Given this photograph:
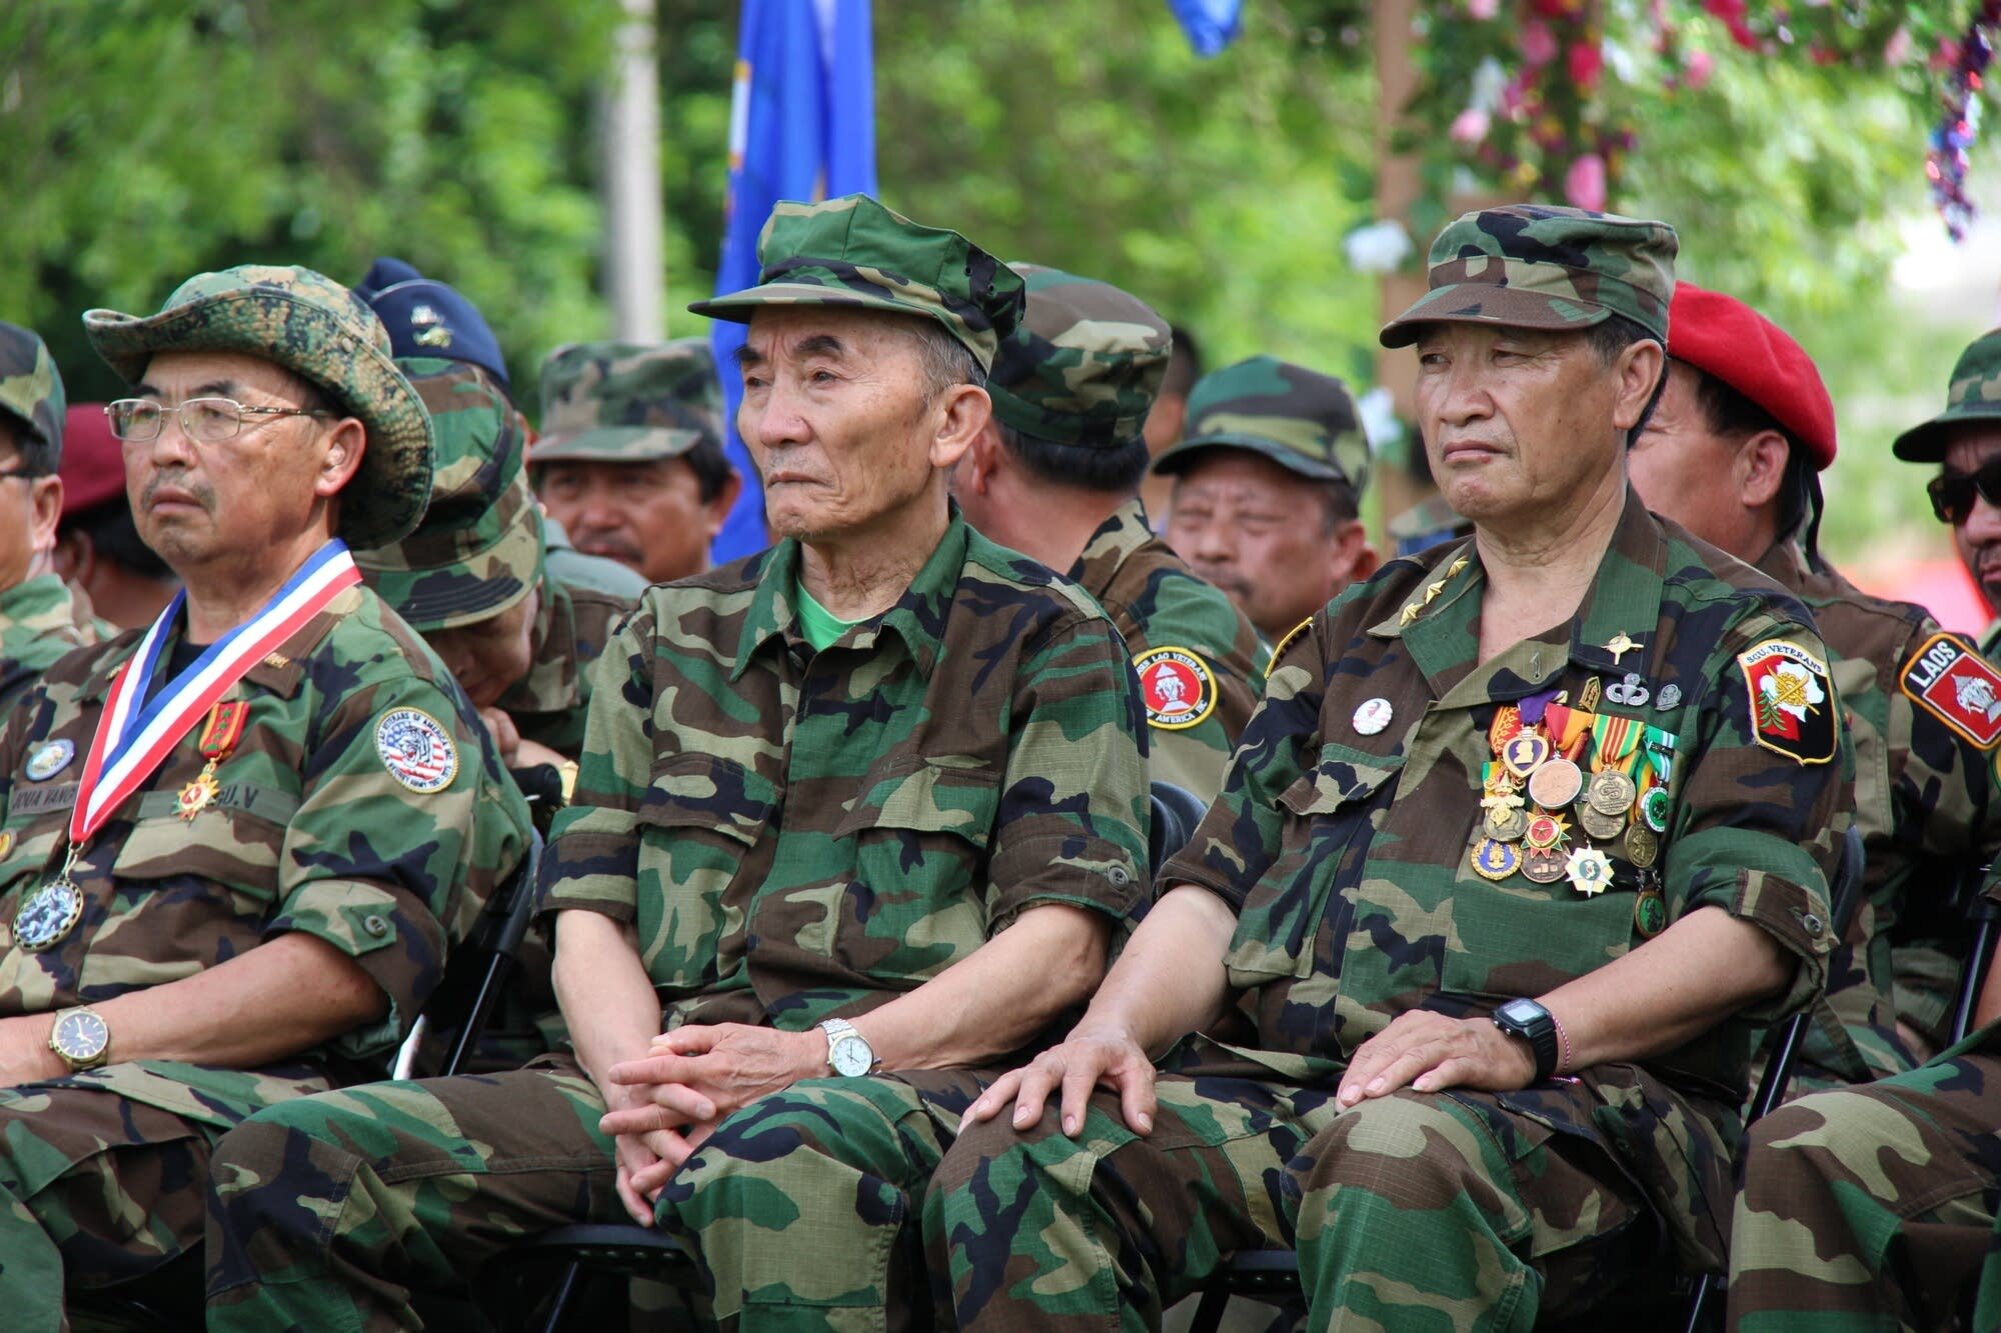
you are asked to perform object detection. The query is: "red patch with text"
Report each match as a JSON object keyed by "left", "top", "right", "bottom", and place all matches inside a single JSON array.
[{"left": 1901, "top": 631, "right": 2001, "bottom": 749}]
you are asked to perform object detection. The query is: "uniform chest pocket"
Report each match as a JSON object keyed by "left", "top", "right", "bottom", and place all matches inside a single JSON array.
[
  {"left": 773, "top": 757, "right": 1000, "bottom": 979},
  {"left": 112, "top": 805, "right": 286, "bottom": 905},
  {"left": 1225, "top": 751, "right": 1402, "bottom": 983},
  {"left": 632, "top": 756, "right": 778, "bottom": 993},
  {"left": 1435, "top": 859, "right": 1638, "bottom": 1000}
]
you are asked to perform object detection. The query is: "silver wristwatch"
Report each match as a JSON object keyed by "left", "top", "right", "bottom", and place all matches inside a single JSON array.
[{"left": 818, "top": 1017, "right": 877, "bottom": 1077}]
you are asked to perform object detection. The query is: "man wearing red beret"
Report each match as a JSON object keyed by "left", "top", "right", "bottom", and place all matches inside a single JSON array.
[
  {"left": 50, "top": 403, "right": 178, "bottom": 632},
  {"left": 1630, "top": 282, "right": 2001, "bottom": 1093}
]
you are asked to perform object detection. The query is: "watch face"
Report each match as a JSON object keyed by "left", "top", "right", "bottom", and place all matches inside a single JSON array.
[
  {"left": 829, "top": 1034, "right": 873, "bottom": 1078},
  {"left": 54, "top": 1010, "right": 108, "bottom": 1062},
  {"left": 1497, "top": 999, "right": 1542, "bottom": 1027}
]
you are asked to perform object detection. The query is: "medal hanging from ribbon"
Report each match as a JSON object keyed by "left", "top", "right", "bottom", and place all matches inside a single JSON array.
[
  {"left": 13, "top": 541, "right": 359, "bottom": 954},
  {"left": 176, "top": 701, "right": 249, "bottom": 821}
]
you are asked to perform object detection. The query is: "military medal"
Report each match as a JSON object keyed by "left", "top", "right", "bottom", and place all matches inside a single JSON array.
[
  {"left": 1587, "top": 770, "right": 1638, "bottom": 816},
  {"left": 56, "top": 542, "right": 360, "bottom": 934},
  {"left": 1501, "top": 733, "right": 1550, "bottom": 779},
  {"left": 1471, "top": 838, "right": 1520, "bottom": 880},
  {"left": 1565, "top": 846, "right": 1614, "bottom": 895},
  {"left": 1524, "top": 812, "right": 1566, "bottom": 850},
  {"left": 175, "top": 701, "right": 248, "bottom": 821},
  {"left": 1633, "top": 870, "right": 1668, "bottom": 938},
  {"left": 1521, "top": 845, "right": 1569, "bottom": 883},
  {"left": 1483, "top": 803, "right": 1528, "bottom": 842},
  {"left": 1641, "top": 785, "right": 1671, "bottom": 833},
  {"left": 1624, "top": 824, "right": 1660, "bottom": 868},
  {"left": 1579, "top": 803, "right": 1626, "bottom": 840},
  {"left": 1527, "top": 756, "right": 1582, "bottom": 810},
  {"left": 15, "top": 843, "right": 85, "bottom": 952}
]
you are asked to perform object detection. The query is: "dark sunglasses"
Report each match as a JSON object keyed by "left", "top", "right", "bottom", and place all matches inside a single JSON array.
[{"left": 1928, "top": 461, "right": 2001, "bottom": 524}]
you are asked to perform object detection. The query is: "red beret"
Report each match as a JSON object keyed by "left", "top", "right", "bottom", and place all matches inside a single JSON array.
[
  {"left": 58, "top": 404, "right": 127, "bottom": 518},
  {"left": 1667, "top": 282, "right": 1836, "bottom": 469}
]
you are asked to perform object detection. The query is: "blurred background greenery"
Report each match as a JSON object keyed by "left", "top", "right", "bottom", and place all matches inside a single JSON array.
[{"left": 3, "top": 0, "right": 1995, "bottom": 610}]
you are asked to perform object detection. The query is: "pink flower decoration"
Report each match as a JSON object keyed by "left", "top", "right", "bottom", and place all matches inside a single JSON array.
[
  {"left": 1450, "top": 108, "right": 1493, "bottom": 143},
  {"left": 1883, "top": 27, "right": 1912, "bottom": 66},
  {"left": 1567, "top": 41, "right": 1605, "bottom": 90},
  {"left": 1468, "top": 0, "right": 1500, "bottom": 19},
  {"left": 1685, "top": 48, "right": 1715, "bottom": 89},
  {"left": 1520, "top": 20, "right": 1559, "bottom": 67},
  {"left": 1564, "top": 153, "right": 1608, "bottom": 211}
]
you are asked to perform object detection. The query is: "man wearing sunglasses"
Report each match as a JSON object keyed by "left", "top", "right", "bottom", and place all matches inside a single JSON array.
[
  {"left": 1900, "top": 329, "right": 2001, "bottom": 656},
  {"left": 0, "top": 322, "right": 105, "bottom": 712},
  {"left": 1630, "top": 285, "right": 2001, "bottom": 1097},
  {"left": 0, "top": 266, "right": 530, "bottom": 1326}
]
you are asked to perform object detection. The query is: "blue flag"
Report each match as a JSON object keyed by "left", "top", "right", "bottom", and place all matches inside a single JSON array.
[
  {"left": 1167, "top": 0, "right": 1243, "bottom": 57},
  {"left": 709, "top": 0, "right": 877, "bottom": 563}
]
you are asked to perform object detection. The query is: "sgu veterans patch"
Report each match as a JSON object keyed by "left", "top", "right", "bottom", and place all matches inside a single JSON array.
[
  {"left": 1737, "top": 639, "right": 1836, "bottom": 764},
  {"left": 374, "top": 708, "right": 460, "bottom": 793},
  {"left": 1133, "top": 646, "right": 1217, "bottom": 731},
  {"left": 1900, "top": 631, "right": 2001, "bottom": 749}
]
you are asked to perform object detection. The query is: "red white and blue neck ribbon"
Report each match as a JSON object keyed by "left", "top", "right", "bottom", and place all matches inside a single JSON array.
[{"left": 69, "top": 539, "right": 360, "bottom": 845}]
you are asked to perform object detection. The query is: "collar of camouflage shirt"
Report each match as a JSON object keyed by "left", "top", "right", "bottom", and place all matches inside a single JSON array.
[
  {"left": 1369, "top": 487, "right": 1671, "bottom": 700},
  {"left": 1066, "top": 496, "right": 1151, "bottom": 587},
  {"left": 732, "top": 509, "right": 972, "bottom": 681}
]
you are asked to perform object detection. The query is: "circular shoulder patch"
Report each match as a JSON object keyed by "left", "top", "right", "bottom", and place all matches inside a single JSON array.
[
  {"left": 374, "top": 708, "right": 460, "bottom": 793},
  {"left": 1133, "top": 646, "right": 1218, "bottom": 731}
]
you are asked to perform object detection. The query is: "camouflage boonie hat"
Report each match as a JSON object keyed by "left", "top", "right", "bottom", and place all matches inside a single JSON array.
[
  {"left": 0, "top": 322, "right": 65, "bottom": 462},
  {"left": 532, "top": 338, "right": 723, "bottom": 466},
  {"left": 355, "top": 358, "right": 541, "bottom": 632},
  {"left": 986, "top": 264, "right": 1170, "bottom": 450},
  {"left": 1380, "top": 204, "right": 1677, "bottom": 348},
  {"left": 83, "top": 265, "right": 433, "bottom": 549},
  {"left": 1152, "top": 356, "right": 1370, "bottom": 493},
  {"left": 688, "top": 194, "right": 1025, "bottom": 372},
  {"left": 1892, "top": 328, "right": 2001, "bottom": 463}
]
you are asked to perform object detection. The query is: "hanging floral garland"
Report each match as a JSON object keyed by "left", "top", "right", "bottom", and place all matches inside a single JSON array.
[{"left": 1403, "top": 1, "right": 1995, "bottom": 240}]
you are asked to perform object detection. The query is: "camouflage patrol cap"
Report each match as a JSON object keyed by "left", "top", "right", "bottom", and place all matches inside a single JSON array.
[
  {"left": 1151, "top": 356, "right": 1370, "bottom": 493},
  {"left": 986, "top": 264, "right": 1170, "bottom": 450},
  {"left": 1892, "top": 328, "right": 2001, "bottom": 463},
  {"left": 1380, "top": 204, "right": 1677, "bottom": 348},
  {"left": 0, "top": 322, "right": 65, "bottom": 461},
  {"left": 531, "top": 338, "right": 723, "bottom": 466},
  {"left": 688, "top": 194, "right": 1025, "bottom": 372},
  {"left": 83, "top": 265, "right": 433, "bottom": 549},
  {"left": 355, "top": 357, "right": 541, "bottom": 632}
]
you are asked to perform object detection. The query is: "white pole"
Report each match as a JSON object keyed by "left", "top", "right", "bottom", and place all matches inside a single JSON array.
[{"left": 603, "top": 0, "right": 664, "bottom": 340}]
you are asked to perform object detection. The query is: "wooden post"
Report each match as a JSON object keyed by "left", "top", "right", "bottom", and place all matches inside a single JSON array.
[{"left": 1372, "top": 0, "right": 1426, "bottom": 547}]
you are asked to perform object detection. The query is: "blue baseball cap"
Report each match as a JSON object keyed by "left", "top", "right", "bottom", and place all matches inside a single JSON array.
[{"left": 356, "top": 257, "right": 511, "bottom": 395}]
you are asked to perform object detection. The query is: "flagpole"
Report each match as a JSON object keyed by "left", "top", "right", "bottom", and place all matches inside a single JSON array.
[{"left": 604, "top": 0, "right": 664, "bottom": 340}]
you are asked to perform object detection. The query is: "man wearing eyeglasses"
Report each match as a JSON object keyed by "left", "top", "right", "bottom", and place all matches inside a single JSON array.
[
  {"left": 0, "top": 322, "right": 105, "bottom": 712},
  {"left": 0, "top": 266, "right": 530, "bottom": 1326},
  {"left": 1900, "top": 329, "right": 2001, "bottom": 656},
  {"left": 1629, "top": 285, "right": 2001, "bottom": 1090}
]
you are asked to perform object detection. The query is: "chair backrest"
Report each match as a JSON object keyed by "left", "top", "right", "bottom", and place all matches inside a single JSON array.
[
  {"left": 1743, "top": 822, "right": 1865, "bottom": 1124},
  {"left": 1950, "top": 863, "right": 1999, "bottom": 1045},
  {"left": 1148, "top": 780, "right": 1209, "bottom": 878},
  {"left": 391, "top": 830, "right": 544, "bottom": 1081}
]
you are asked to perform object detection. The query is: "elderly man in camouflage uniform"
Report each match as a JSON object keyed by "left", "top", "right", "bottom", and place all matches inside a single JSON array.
[
  {"left": 201, "top": 195, "right": 1150, "bottom": 1332},
  {"left": 1630, "top": 283, "right": 2001, "bottom": 1088},
  {"left": 952, "top": 264, "right": 1263, "bottom": 804},
  {"left": 1725, "top": 332, "right": 2001, "bottom": 1333},
  {"left": 1900, "top": 329, "right": 2001, "bottom": 658},
  {"left": 939, "top": 206, "right": 1845, "bottom": 1331},
  {"left": 0, "top": 266, "right": 529, "bottom": 1326},
  {"left": 1156, "top": 356, "right": 1379, "bottom": 645},
  {"left": 0, "top": 323, "right": 105, "bottom": 710},
  {"left": 531, "top": 338, "right": 742, "bottom": 586}
]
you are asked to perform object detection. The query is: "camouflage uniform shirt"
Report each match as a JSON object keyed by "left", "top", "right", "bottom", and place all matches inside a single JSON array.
[
  {"left": 0, "top": 583, "right": 531, "bottom": 1128},
  {"left": 1160, "top": 490, "right": 1841, "bottom": 1265},
  {"left": 498, "top": 570, "right": 633, "bottom": 758},
  {"left": 1067, "top": 498, "right": 1265, "bottom": 803},
  {"left": 1752, "top": 536, "right": 2001, "bottom": 1085},
  {"left": 542, "top": 510, "right": 1150, "bottom": 1032},
  {"left": 0, "top": 574, "right": 105, "bottom": 712}
]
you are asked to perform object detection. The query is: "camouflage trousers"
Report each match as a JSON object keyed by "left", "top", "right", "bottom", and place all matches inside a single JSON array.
[
  {"left": 930, "top": 1073, "right": 1658, "bottom": 1332},
  {"left": 0, "top": 1080, "right": 216, "bottom": 1333},
  {"left": 204, "top": 1053, "right": 993, "bottom": 1331},
  {"left": 1727, "top": 1048, "right": 2001, "bottom": 1331}
]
